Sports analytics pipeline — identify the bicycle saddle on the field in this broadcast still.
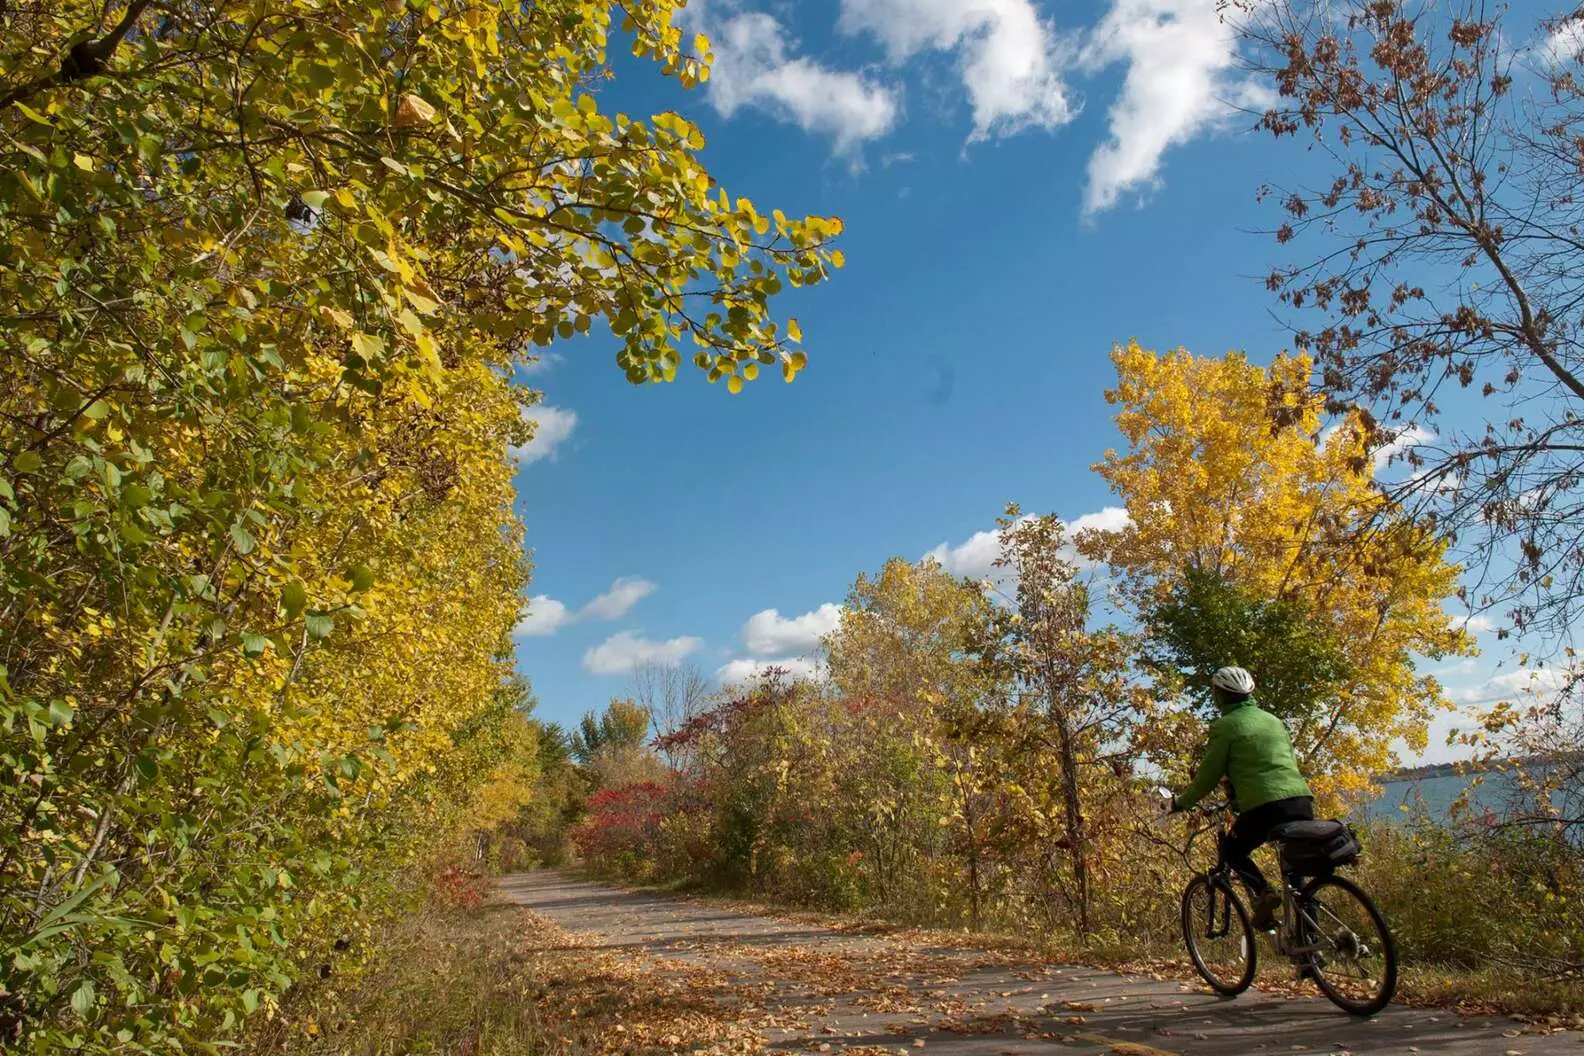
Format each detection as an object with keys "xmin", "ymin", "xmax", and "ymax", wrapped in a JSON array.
[{"xmin": 1270, "ymin": 819, "xmax": 1347, "ymax": 842}]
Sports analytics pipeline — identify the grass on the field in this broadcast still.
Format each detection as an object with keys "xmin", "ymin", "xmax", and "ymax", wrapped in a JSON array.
[
  {"xmin": 249, "ymin": 890, "xmax": 767, "ymax": 1056},
  {"xmin": 250, "ymin": 898, "xmax": 557, "ymax": 1056}
]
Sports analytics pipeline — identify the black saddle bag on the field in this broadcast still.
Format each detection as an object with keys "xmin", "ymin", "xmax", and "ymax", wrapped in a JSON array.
[{"xmin": 1277, "ymin": 819, "xmax": 1362, "ymax": 874}]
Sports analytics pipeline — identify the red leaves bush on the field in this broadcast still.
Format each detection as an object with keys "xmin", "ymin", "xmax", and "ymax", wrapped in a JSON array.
[
  {"xmin": 572, "ymin": 781, "xmax": 671, "ymax": 869},
  {"xmin": 432, "ymin": 864, "xmax": 490, "ymax": 910}
]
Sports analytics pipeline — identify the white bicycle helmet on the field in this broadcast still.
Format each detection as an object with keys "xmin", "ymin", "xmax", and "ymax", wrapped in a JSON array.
[{"xmin": 1210, "ymin": 665, "xmax": 1256, "ymax": 696}]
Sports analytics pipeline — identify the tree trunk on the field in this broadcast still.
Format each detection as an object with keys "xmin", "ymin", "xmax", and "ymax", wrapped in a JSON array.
[{"xmin": 1053, "ymin": 712, "xmax": 1088, "ymax": 938}]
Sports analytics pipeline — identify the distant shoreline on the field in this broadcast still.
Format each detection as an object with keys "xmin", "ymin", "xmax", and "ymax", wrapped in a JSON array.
[{"xmin": 1378, "ymin": 753, "xmax": 1577, "ymax": 783}]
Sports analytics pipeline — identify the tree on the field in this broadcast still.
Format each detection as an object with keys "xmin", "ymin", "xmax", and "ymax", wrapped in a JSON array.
[
  {"xmin": 1082, "ymin": 343, "xmax": 1474, "ymax": 796},
  {"xmin": 0, "ymin": 1, "xmax": 842, "ymax": 1048},
  {"xmin": 629, "ymin": 659, "xmax": 710, "ymax": 766},
  {"xmin": 1241, "ymin": 0, "xmax": 1584, "ymax": 647},
  {"xmin": 983, "ymin": 507, "xmax": 1155, "ymax": 937},
  {"xmin": 826, "ymin": 557, "xmax": 997, "ymax": 711},
  {"xmin": 571, "ymin": 697, "xmax": 666, "ymax": 790},
  {"xmin": 1145, "ymin": 566, "xmax": 1355, "ymax": 733},
  {"xmin": 825, "ymin": 558, "xmax": 1004, "ymax": 913}
]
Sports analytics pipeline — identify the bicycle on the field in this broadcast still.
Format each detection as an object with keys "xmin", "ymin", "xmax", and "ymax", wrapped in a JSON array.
[{"xmin": 1175, "ymin": 801, "xmax": 1399, "ymax": 1016}]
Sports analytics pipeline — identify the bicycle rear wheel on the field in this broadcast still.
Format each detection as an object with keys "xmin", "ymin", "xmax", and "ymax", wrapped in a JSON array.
[
  {"xmin": 1181, "ymin": 874, "xmax": 1256, "ymax": 995},
  {"xmin": 1297, "ymin": 874, "xmax": 1398, "ymax": 1016}
]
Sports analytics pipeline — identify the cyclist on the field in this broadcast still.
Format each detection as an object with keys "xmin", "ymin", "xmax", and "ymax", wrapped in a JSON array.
[{"xmin": 1169, "ymin": 665, "xmax": 1313, "ymax": 930}]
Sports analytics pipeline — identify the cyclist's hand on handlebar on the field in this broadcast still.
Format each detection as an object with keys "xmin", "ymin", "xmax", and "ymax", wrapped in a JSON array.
[{"xmin": 1148, "ymin": 787, "xmax": 1177, "ymax": 825}]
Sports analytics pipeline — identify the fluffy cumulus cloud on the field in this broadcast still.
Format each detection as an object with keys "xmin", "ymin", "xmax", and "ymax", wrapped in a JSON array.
[
  {"xmin": 1537, "ymin": 16, "xmax": 1584, "ymax": 67},
  {"xmin": 511, "ymin": 404, "xmax": 578, "ymax": 464},
  {"xmin": 1372, "ymin": 424, "xmax": 1436, "ymax": 472},
  {"xmin": 1067, "ymin": 505, "xmax": 1131, "ymax": 537},
  {"xmin": 1451, "ymin": 666, "xmax": 1576, "ymax": 705},
  {"xmin": 1081, "ymin": 0, "xmax": 1263, "ymax": 215},
  {"xmin": 695, "ymin": 4, "xmax": 900, "ymax": 153},
  {"xmin": 583, "ymin": 632, "xmax": 705, "ymax": 676},
  {"xmin": 513, "ymin": 596, "xmax": 569, "ymax": 637},
  {"xmin": 924, "ymin": 506, "xmax": 1131, "ymax": 581},
  {"xmin": 520, "ymin": 351, "xmax": 564, "ymax": 375},
  {"xmin": 742, "ymin": 603, "xmax": 843, "ymax": 655},
  {"xmin": 924, "ymin": 523, "xmax": 1012, "ymax": 582},
  {"xmin": 511, "ymin": 577, "xmax": 658, "ymax": 639},
  {"xmin": 580, "ymin": 577, "xmax": 657, "ymax": 621},
  {"xmin": 838, "ymin": 0, "xmax": 1075, "ymax": 139},
  {"xmin": 716, "ymin": 655, "xmax": 824, "ymax": 687}
]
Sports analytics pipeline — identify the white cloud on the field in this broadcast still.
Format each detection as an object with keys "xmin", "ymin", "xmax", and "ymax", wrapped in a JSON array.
[
  {"xmin": 580, "ymin": 577, "xmax": 657, "ymax": 621},
  {"xmin": 700, "ymin": 8, "xmax": 900, "ymax": 153},
  {"xmin": 1080, "ymin": 0, "xmax": 1261, "ymax": 215},
  {"xmin": 1067, "ymin": 505, "xmax": 1131, "ymax": 537},
  {"xmin": 925, "ymin": 524, "xmax": 1010, "ymax": 582},
  {"xmin": 924, "ymin": 506, "xmax": 1131, "ymax": 581},
  {"xmin": 716, "ymin": 655, "xmax": 824, "ymax": 686},
  {"xmin": 514, "ymin": 596, "xmax": 569, "ymax": 637},
  {"xmin": 511, "ymin": 405, "xmax": 578, "ymax": 464},
  {"xmin": 1537, "ymin": 17, "xmax": 1584, "ymax": 66},
  {"xmin": 521, "ymin": 351, "xmax": 564, "ymax": 375},
  {"xmin": 1451, "ymin": 666, "xmax": 1577, "ymax": 706},
  {"xmin": 583, "ymin": 632, "xmax": 704, "ymax": 676},
  {"xmin": 511, "ymin": 577, "xmax": 657, "ymax": 639},
  {"xmin": 1373, "ymin": 425, "xmax": 1435, "ymax": 472},
  {"xmin": 742, "ymin": 603, "xmax": 844, "ymax": 655},
  {"xmin": 1444, "ymin": 612, "xmax": 1496, "ymax": 636},
  {"xmin": 839, "ymin": 0, "xmax": 1076, "ymax": 140}
]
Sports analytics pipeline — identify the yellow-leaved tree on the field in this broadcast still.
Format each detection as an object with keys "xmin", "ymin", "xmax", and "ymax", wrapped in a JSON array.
[
  {"xmin": 0, "ymin": 1, "xmax": 841, "ymax": 1050},
  {"xmin": 1081, "ymin": 343, "xmax": 1473, "ymax": 801}
]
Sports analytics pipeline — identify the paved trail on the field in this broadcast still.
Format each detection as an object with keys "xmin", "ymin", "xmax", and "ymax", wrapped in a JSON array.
[{"xmin": 499, "ymin": 872, "xmax": 1579, "ymax": 1056}]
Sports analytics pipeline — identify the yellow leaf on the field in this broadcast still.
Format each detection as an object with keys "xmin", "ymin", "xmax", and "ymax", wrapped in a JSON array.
[{"xmin": 393, "ymin": 93, "xmax": 438, "ymax": 129}]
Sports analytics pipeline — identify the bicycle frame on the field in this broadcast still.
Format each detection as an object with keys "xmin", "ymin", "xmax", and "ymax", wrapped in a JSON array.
[
  {"xmin": 1184, "ymin": 804, "xmax": 1241, "ymax": 941},
  {"xmin": 1185, "ymin": 803, "xmax": 1309, "ymax": 958}
]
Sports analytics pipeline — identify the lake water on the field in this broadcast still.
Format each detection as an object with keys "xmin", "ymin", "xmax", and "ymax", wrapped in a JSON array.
[{"xmin": 1353, "ymin": 766, "xmax": 1569, "ymax": 826}]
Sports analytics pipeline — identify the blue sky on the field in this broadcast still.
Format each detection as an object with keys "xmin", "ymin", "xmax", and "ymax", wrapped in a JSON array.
[{"xmin": 509, "ymin": 0, "xmax": 1567, "ymax": 760}]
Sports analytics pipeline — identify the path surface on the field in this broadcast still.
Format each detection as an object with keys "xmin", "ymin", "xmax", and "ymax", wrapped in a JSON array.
[{"xmin": 500, "ymin": 872, "xmax": 1579, "ymax": 1055}]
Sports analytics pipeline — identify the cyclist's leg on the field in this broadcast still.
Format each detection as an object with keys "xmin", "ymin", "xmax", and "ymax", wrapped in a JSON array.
[
  {"xmin": 1224, "ymin": 797, "xmax": 1317, "ymax": 896},
  {"xmin": 1220, "ymin": 817, "xmax": 1273, "ymax": 895}
]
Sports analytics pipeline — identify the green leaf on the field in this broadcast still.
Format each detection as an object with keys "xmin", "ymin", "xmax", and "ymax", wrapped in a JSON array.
[
  {"xmin": 82, "ymin": 400, "xmax": 109, "ymax": 421},
  {"xmin": 14, "ymin": 102, "xmax": 52, "ymax": 126},
  {"xmin": 12, "ymin": 451, "xmax": 41, "ymax": 474},
  {"xmin": 380, "ymin": 156, "xmax": 409, "ymax": 175},
  {"xmin": 300, "ymin": 189, "xmax": 331, "ymax": 211},
  {"xmin": 133, "ymin": 754, "xmax": 158, "ymax": 782},
  {"xmin": 71, "ymin": 980, "xmax": 95, "ymax": 1017},
  {"xmin": 229, "ymin": 523, "xmax": 256, "ymax": 555},
  {"xmin": 305, "ymin": 612, "xmax": 334, "ymax": 640},
  {"xmin": 349, "ymin": 565, "xmax": 375, "ymax": 593},
  {"xmin": 48, "ymin": 699, "xmax": 74, "ymax": 727},
  {"xmin": 241, "ymin": 633, "xmax": 269, "ymax": 657},
  {"xmin": 242, "ymin": 988, "xmax": 260, "ymax": 1014},
  {"xmin": 304, "ymin": 63, "xmax": 335, "ymax": 91},
  {"xmin": 282, "ymin": 580, "xmax": 308, "ymax": 618}
]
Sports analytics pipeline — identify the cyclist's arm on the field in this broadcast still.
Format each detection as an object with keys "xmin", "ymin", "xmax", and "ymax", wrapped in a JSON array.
[{"xmin": 1174, "ymin": 723, "xmax": 1230, "ymax": 812}]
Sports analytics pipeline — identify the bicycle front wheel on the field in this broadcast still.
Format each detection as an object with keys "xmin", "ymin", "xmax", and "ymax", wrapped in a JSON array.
[
  {"xmin": 1297, "ymin": 874, "xmax": 1398, "ymax": 1016},
  {"xmin": 1181, "ymin": 874, "xmax": 1256, "ymax": 995}
]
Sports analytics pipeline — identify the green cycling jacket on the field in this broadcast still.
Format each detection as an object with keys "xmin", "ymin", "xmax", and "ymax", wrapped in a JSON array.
[{"xmin": 1176, "ymin": 698, "xmax": 1312, "ymax": 813}]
